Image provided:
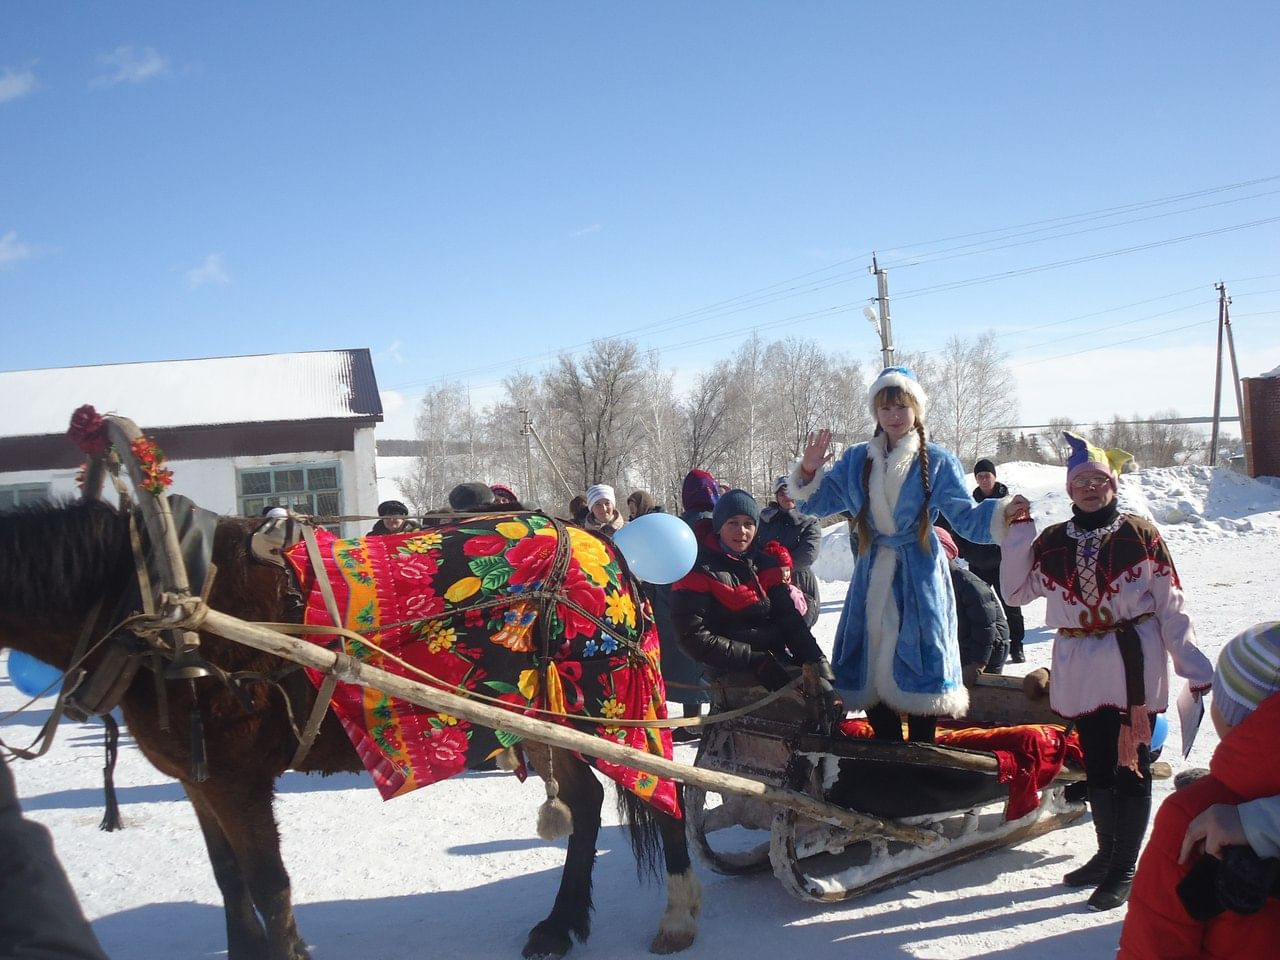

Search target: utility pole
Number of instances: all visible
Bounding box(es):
[1208,282,1236,467]
[867,253,896,368]
[519,408,534,499]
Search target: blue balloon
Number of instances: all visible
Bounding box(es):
[1151,713,1169,753]
[612,512,698,585]
[8,650,63,699]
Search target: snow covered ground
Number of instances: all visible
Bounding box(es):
[4,463,1279,960]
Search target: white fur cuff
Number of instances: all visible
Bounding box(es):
[988,494,1016,545]
[788,460,827,504]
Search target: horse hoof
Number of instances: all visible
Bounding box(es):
[649,928,696,955]
[522,923,572,960]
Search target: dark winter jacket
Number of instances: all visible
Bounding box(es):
[368,518,422,536]
[671,535,823,676]
[757,504,823,626]
[953,481,1009,574]
[950,566,1009,673]
[1,759,112,960]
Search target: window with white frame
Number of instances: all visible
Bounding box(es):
[0,483,53,511]
[236,462,342,521]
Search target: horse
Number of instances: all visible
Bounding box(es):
[0,498,700,960]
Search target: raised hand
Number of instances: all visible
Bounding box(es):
[1005,494,1032,525]
[801,429,834,475]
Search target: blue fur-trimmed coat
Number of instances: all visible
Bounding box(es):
[788,431,1009,717]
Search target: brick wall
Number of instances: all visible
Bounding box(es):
[1241,377,1280,478]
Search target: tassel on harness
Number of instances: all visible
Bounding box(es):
[189,681,209,782]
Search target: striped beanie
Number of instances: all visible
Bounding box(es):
[1211,622,1280,728]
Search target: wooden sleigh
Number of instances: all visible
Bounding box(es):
[685,673,1094,902]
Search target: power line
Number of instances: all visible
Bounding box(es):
[1011,318,1215,367]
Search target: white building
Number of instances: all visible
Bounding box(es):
[0,349,383,537]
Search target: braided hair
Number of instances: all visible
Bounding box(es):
[855,386,933,555]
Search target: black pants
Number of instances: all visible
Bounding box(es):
[867,702,937,743]
[1074,707,1153,798]
[973,564,1025,646]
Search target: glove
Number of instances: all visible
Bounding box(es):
[749,653,794,692]
[803,661,845,735]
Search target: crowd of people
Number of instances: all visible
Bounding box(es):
[355,363,1277,946]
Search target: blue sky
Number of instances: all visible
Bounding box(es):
[3,2,1278,436]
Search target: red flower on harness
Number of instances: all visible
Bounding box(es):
[555,566,607,640]
[129,436,174,496]
[67,404,109,456]
[507,533,557,588]
[421,725,469,775]
[463,534,508,558]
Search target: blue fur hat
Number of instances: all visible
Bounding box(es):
[711,488,760,532]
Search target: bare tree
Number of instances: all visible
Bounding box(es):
[398,382,482,512]
[927,333,1018,464]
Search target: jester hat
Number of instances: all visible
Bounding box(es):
[1063,431,1133,492]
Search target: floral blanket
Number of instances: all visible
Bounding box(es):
[284,513,679,817]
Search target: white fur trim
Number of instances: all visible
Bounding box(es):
[868,369,929,418]
[787,459,827,504]
[988,494,1015,545]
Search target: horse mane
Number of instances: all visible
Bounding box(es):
[0,498,131,618]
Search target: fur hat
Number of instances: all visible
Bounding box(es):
[447,482,495,511]
[489,483,518,502]
[973,458,996,476]
[772,475,789,495]
[1212,622,1280,728]
[933,525,958,562]
[377,500,409,517]
[868,365,928,418]
[681,469,720,513]
[711,488,760,532]
[586,483,615,509]
[1063,431,1133,492]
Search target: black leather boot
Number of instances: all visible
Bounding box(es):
[1064,788,1115,887]
[1088,793,1152,911]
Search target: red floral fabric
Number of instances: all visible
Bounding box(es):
[284,513,679,816]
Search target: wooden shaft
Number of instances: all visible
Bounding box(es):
[192,604,938,845]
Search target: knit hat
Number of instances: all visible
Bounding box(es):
[489,483,518,503]
[973,458,996,476]
[681,469,720,513]
[1211,622,1280,728]
[868,365,928,418]
[772,475,789,495]
[933,525,959,562]
[377,500,409,517]
[1063,431,1133,492]
[711,488,760,532]
[586,483,615,509]
[447,482,495,511]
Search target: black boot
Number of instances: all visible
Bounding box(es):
[1088,793,1152,911]
[1064,788,1115,887]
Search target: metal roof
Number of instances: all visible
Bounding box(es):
[0,349,383,439]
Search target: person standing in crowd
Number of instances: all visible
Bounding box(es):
[934,526,1009,680]
[1118,623,1280,957]
[626,489,661,519]
[584,483,625,536]
[1,758,112,960]
[369,499,420,536]
[447,482,496,512]
[679,469,720,539]
[1001,431,1214,911]
[568,493,589,524]
[954,459,1026,662]
[671,489,841,726]
[758,475,823,627]
[490,483,519,506]
[790,366,1018,744]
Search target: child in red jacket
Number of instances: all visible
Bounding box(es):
[1117,622,1280,959]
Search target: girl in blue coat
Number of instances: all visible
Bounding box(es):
[788,366,1027,742]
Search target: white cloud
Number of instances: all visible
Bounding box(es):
[377,340,405,365]
[93,46,169,87]
[571,224,602,237]
[186,253,230,289]
[0,66,38,103]
[0,231,33,268]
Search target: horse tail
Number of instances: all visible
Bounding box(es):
[614,785,667,882]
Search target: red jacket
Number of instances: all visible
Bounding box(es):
[1117,693,1280,959]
